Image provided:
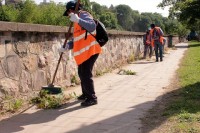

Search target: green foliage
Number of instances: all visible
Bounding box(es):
[0,4,18,21]
[0,0,68,26]
[176,23,190,37]
[31,90,69,109]
[163,18,189,36]
[0,0,188,35]
[71,75,80,85]
[95,70,104,76]
[118,69,136,75]
[162,41,200,132]
[178,111,195,123]
[99,12,118,29]
[36,2,67,25]
[80,0,92,13]
[95,68,112,77]
[16,0,37,23]
[127,53,135,63]
[0,96,23,113]
[133,14,151,32]
[68,92,77,99]
[115,4,134,31]
[91,2,102,16]
[159,0,200,32]
[12,99,23,111]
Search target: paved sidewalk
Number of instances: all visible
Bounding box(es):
[0,43,188,133]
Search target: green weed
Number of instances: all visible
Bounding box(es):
[12,99,23,111]
[127,53,135,63]
[118,69,136,75]
[71,75,80,85]
[0,97,23,113]
[31,90,69,109]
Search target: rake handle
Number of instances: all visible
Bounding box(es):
[50,0,80,86]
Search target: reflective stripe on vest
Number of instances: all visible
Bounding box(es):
[150,27,164,46]
[73,22,101,65]
[155,27,164,44]
[73,40,98,56]
[74,31,96,42]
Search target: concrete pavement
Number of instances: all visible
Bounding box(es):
[0,43,188,133]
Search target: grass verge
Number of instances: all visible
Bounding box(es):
[165,41,200,132]
[141,41,200,133]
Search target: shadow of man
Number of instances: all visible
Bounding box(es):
[0,100,82,133]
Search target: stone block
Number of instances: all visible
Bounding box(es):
[31,70,47,91]
[2,54,22,80]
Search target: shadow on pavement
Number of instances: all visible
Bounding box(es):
[60,82,200,133]
[0,101,82,133]
[141,81,200,133]
[2,82,200,133]
[188,42,200,48]
[175,45,189,49]
[1,82,199,133]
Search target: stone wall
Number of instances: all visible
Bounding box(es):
[0,21,179,100]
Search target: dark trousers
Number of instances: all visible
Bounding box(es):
[154,41,163,61]
[144,44,153,58]
[78,54,99,100]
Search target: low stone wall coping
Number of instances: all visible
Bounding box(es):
[108,30,144,36]
[0,21,146,36]
[0,21,179,38]
[0,21,69,33]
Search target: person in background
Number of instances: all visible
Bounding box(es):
[59,1,101,106]
[143,28,152,59]
[162,37,166,56]
[150,24,164,62]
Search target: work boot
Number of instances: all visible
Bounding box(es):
[81,98,97,106]
[77,94,87,100]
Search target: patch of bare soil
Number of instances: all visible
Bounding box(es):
[141,74,181,133]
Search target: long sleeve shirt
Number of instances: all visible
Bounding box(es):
[143,33,151,45]
[68,11,96,49]
[152,27,164,41]
[78,11,96,32]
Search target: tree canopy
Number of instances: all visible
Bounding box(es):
[0,0,189,36]
[158,0,200,33]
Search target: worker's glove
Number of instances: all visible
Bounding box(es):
[58,47,67,53]
[67,40,73,50]
[69,13,80,23]
[58,45,68,54]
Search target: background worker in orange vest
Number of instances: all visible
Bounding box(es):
[162,37,167,56]
[60,1,101,106]
[143,28,153,59]
[150,24,164,62]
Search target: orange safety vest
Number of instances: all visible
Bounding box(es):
[150,27,164,47]
[150,29,154,47]
[73,18,101,65]
[145,34,151,45]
